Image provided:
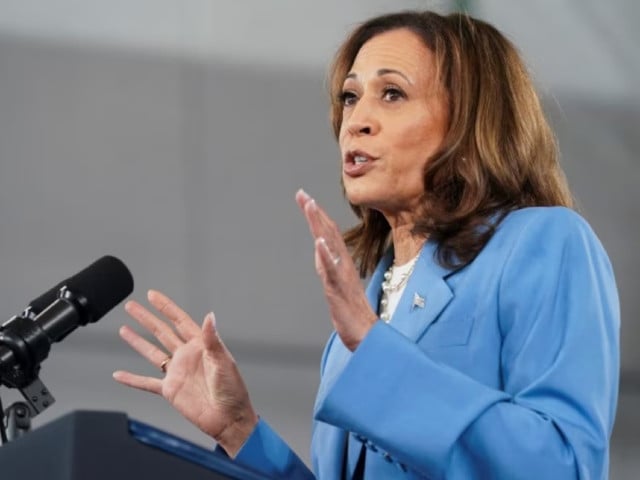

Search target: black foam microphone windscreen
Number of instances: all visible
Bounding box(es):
[63,255,134,321]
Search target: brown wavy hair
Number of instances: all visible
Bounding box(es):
[330,11,574,277]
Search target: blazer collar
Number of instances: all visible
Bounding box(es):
[366,239,454,342]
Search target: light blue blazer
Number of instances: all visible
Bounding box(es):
[231,207,619,479]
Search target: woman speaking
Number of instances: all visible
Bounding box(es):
[113,10,619,479]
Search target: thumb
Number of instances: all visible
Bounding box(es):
[202,311,226,355]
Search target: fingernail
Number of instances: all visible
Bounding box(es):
[308,198,317,211]
[208,311,216,328]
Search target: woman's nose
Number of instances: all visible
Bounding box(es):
[349,124,372,135]
[345,99,380,136]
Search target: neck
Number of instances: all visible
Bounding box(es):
[387,216,426,265]
[372,205,427,263]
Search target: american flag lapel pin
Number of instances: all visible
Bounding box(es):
[412,292,425,309]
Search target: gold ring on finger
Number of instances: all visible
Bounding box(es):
[160,355,172,373]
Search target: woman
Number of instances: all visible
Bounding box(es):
[113,11,619,479]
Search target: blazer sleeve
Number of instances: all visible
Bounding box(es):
[229,334,342,479]
[314,209,620,479]
[229,418,315,479]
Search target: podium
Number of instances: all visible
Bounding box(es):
[0,410,273,479]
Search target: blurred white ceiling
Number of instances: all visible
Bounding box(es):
[476,0,639,101]
[0,0,636,101]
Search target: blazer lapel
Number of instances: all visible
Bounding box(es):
[389,240,454,342]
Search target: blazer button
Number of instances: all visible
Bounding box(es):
[382,452,393,463]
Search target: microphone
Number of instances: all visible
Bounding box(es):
[22,282,67,320]
[3,254,121,323]
[0,276,68,325]
[0,256,134,391]
[14,281,67,321]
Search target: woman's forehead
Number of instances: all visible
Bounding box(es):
[348,29,435,84]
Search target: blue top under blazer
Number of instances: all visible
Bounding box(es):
[228,207,620,479]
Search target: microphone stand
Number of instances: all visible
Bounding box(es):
[4,401,32,441]
[0,313,56,446]
[0,377,56,445]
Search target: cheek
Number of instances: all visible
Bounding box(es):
[388,130,430,168]
[396,117,443,163]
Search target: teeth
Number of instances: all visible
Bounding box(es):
[354,155,368,164]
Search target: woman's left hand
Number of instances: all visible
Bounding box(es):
[296,189,378,351]
[113,290,258,456]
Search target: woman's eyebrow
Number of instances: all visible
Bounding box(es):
[344,68,413,85]
[377,68,413,85]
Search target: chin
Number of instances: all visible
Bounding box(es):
[345,187,381,210]
[344,177,398,212]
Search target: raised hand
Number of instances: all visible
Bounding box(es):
[295,189,378,351]
[113,289,258,457]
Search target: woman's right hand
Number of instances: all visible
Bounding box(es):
[113,289,258,457]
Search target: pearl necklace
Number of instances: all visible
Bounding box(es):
[379,254,420,322]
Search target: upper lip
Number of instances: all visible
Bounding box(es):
[344,149,378,164]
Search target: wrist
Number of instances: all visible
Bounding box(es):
[216,410,259,458]
[345,312,378,351]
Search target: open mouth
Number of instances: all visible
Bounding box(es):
[352,154,370,165]
[346,150,375,164]
[343,150,378,177]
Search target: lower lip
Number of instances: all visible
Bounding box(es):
[343,160,375,177]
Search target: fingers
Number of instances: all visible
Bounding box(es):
[296,189,344,264]
[296,189,336,229]
[113,370,163,395]
[123,290,202,354]
[147,290,202,340]
[125,300,183,353]
[297,189,334,239]
[119,324,172,372]
[295,188,312,211]
[317,237,341,270]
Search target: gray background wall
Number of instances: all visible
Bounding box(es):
[0,0,638,477]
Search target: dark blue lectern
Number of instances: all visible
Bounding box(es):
[0,410,272,479]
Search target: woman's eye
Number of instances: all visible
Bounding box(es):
[339,91,358,106]
[382,87,405,102]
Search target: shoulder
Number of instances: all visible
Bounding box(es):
[497,206,593,239]
[490,206,606,257]
[466,206,613,284]
[488,209,619,364]
[485,207,615,288]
